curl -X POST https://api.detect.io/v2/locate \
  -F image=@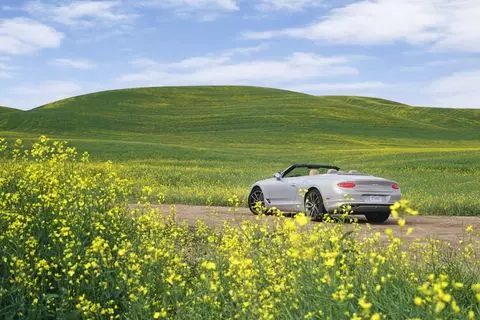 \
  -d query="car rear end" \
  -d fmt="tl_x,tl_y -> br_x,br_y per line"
324,176 -> 401,214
